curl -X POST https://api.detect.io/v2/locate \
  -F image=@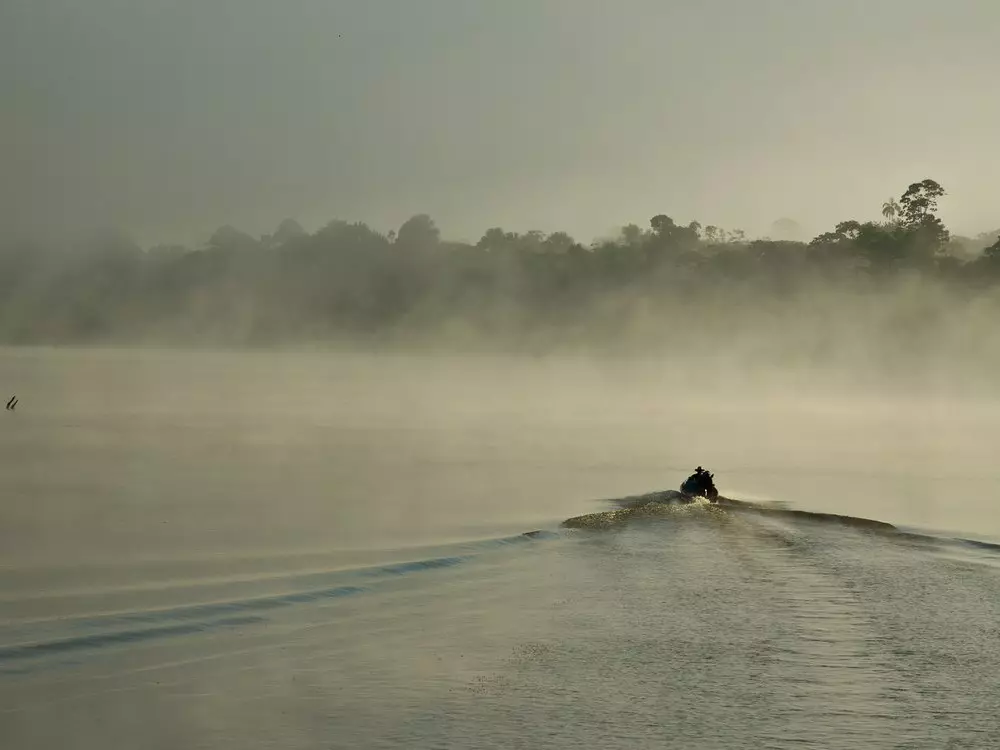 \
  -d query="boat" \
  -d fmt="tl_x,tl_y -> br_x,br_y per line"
679,467 -> 719,501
